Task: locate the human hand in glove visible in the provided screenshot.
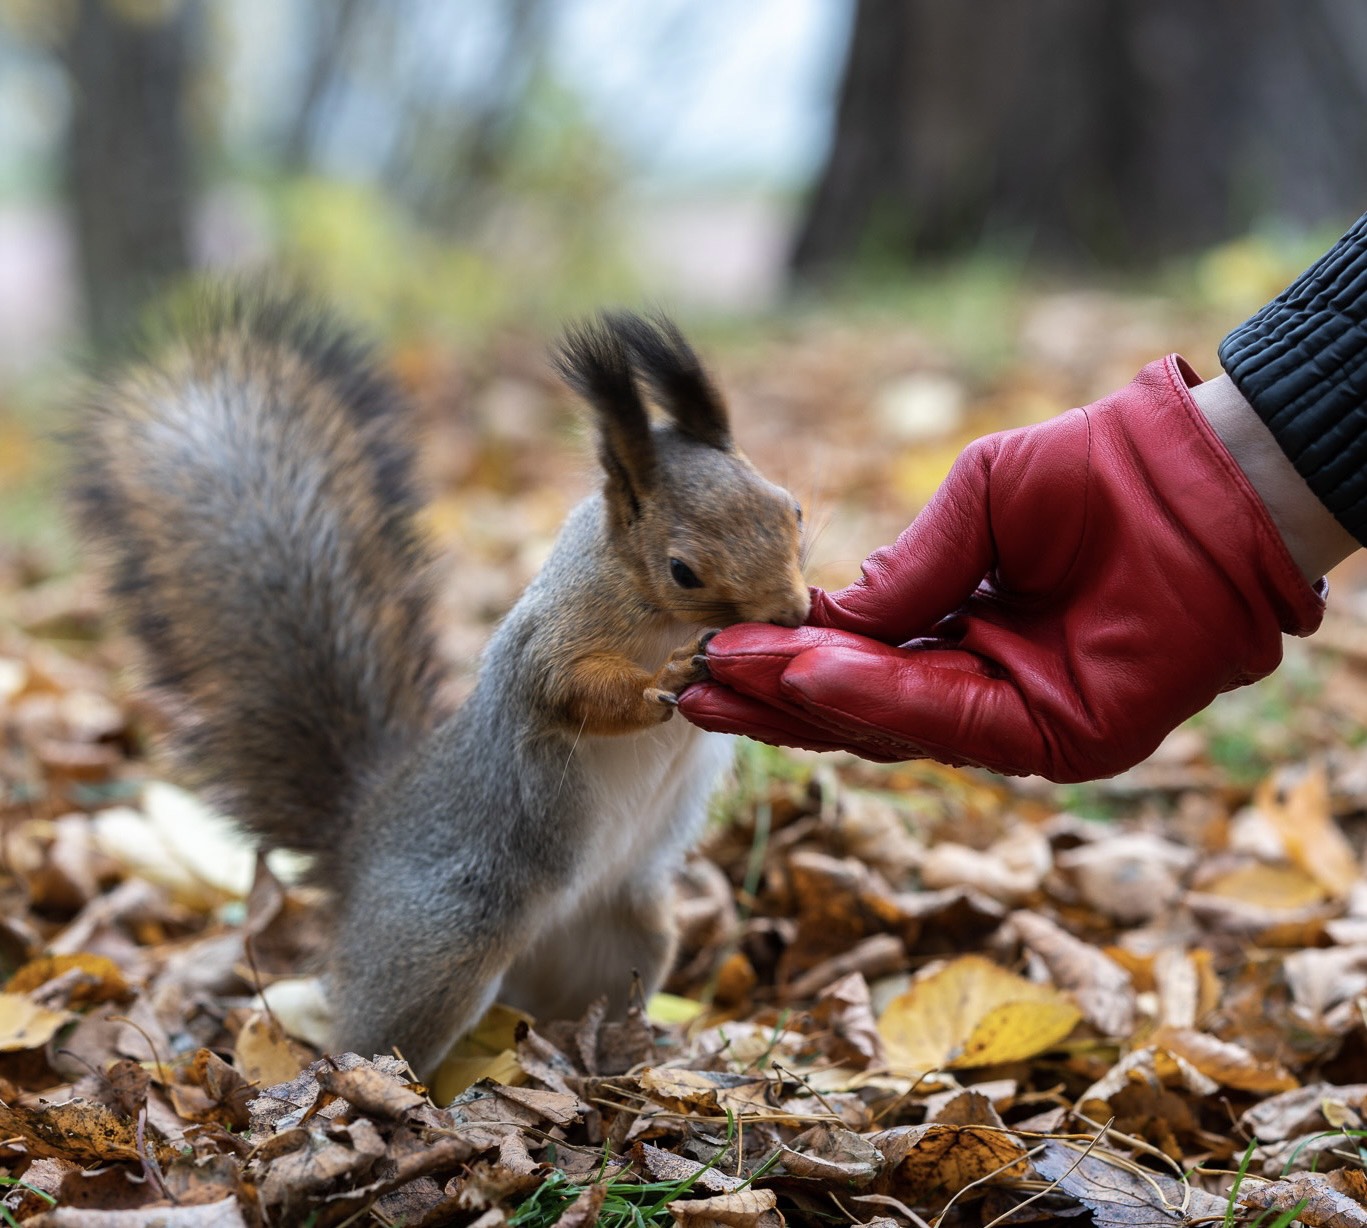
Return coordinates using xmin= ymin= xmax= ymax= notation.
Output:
xmin=680 ymin=358 xmax=1345 ymax=782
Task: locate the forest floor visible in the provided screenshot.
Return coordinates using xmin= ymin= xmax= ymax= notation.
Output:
xmin=5 ymin=263 xmax=1367 ymax=1226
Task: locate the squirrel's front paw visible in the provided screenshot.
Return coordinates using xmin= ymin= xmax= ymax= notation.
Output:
xmin=652 ymin=634 xmax=714 ymax=698
xmin=643 ymin=686 xmax=680 ymax=721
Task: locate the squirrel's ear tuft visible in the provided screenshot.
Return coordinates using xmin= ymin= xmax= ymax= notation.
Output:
xmin=555 ymin=319 xmax=657 ymax=518
xmin=606 ymin=311 xmax=731 ymax=451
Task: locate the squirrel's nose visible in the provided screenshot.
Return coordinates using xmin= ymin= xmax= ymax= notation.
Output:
xmin=766 ymin=584 xmax=811 ymax=628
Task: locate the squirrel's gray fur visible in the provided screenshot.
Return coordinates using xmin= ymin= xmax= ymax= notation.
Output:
xmin=71 ymin=285 xmax=808 ymax=1075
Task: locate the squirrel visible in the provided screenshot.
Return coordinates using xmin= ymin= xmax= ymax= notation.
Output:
xmin=70 ymin=287 xmax=809 ymax=1077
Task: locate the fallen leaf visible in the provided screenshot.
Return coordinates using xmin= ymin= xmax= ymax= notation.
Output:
xmin=1240 ymin=1169 xmax=1367 ymax=1227
xmin=1150 ymin=1026 xmax=1298 ymax=1094
xmin=779 ymin=1124 xmax=882 ymax=1186
xmin=1240 ymin=1084 xmax=1367 ymax=1143
xmin=235 ymin=1010 xmax=312 ymax=1087
xmin=1199 ymin=860 xmax=1329 ymax=909
xmin=878 ymin=955 xmax=1081 ymax=1072
xmin=1258 ymin=764 xmax=1359 ymax=898
xmin=1056 ymin=834 xmax=1194 ymax=923
xmin=638 ymin=1068 xmax=776 ymax=1118
xmin=807 ymin=972 xmax=885 ymax=1068
xmin=1031 ymin=1138 xmax=1227 ymax=1226
xmin=639 ymin=1142 xmax=747 ymax=1193
xmin=648 ymin=992 xmax=707 ymax=1025
xmin=558 ymin=1183 xmax=609 ymax=1227
xmin=25 ymin=1199 xmax=248 ymax=1227
xmin=873 ymin=1121 xmax=1030 ymax=1198
xmin=920 ymin=826 xmax=1051 ymax=902
xmin=6 ymin=953 xmax=130 ymax=1005
xmin=0 ymin=992 xmax=74 ymax=1051
xmin=1081 ymin=1046 xmax=1219 ymax=1103
xmin=1010 ymin=910 xmax=1136 ymax=1036
xmin=667 ymin=1188 xmax=781 ymax=1227
xmin=316 ymin=1063 xmax=426 ymax=1119
xmin=0 ymin=1097 xmax=175 ymax=1165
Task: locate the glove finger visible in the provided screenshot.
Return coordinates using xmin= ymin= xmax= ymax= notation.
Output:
xmin=809 ymin=442 xmax=998 ymax=642
xmin=678 ymin=681 xmax=878 ymax=755
xmin=701 ymin=624 xmax=908 ymax=697
xmin=780 ymin=643 xmax=1055 ymax=778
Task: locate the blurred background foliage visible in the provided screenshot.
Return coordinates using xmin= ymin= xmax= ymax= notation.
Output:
xmin=1 ymin=0 xmax=1365 ymax=556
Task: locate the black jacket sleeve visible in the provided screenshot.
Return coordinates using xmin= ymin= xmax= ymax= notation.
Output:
xmin=1219 ymin=211 xmax=1367 ymax=545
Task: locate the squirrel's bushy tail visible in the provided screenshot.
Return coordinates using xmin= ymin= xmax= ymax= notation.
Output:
xmin=70 ymin=285 xmax=445 ymax=859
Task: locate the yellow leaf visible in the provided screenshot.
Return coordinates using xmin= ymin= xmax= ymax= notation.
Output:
xmin=0 ymin=993 xmax=73 ymax=1052
xmin=428 ymin=1002 xmax=533 ymax=1102
xmin=6 ymin=953 xmax=129 ymax=1005
xmin=430 ymin=1050 xmax=523 ymax=1105
xmin=1257 ymin=766 xmax=1359 ymax=899
xmin=1201 ymin=861 xmax=1327 ymax=910
xmin=878 ymin=955 xmax=1081 ymax=1073
xmin=455 ymin=1002 xmax=533 ymax=1057
xmin=234 ymin=1011 xmax=311 ymax=1088
xmin=956 ymin=999 xmax=1083 ymax=1067
xmin=648 ymin=992 xmax=706 ymax=1026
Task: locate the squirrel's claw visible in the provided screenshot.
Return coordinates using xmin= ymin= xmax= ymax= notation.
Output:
xmin=643 ymin=686 xmax=679 ymax=720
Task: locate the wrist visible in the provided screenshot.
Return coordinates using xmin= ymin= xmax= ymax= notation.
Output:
xmin=1189 ymin=374 xmax=1358 ymax=582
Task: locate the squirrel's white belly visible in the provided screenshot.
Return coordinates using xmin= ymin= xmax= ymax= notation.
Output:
xmin=568 ymin=717 xmax=734 ymax=907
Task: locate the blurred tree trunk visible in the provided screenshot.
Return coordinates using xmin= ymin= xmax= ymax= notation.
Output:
xmin=282 ymin=0 xmax=365 ymax=170
xmin=63 ymin=0 xmax=194 ymax=345
xmin=793 ymin=0 xmax=1367 ymax=280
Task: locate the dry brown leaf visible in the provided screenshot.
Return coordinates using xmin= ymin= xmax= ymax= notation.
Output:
xmin=488 ymin=1083 xmax=581 ymax=1127
xmin=784 ymin=851 xmax=913 ymax=974
xmin=316 ymin=1063 xmax=426 ymax=1119
xmin=807 ymin=972 xmax=885 ymax=1068
xmin=1031 ymin=1138 xmax=1226 ymax=1226
xmin=1056 ymin=833 xmax=1193 ymax=923
xmin=878 ymin=955 xmax=1081 ymax=1072
xmin=873 ymin=1121 xmax=1029 ymax=1198
xmin=1259 ymin=764 xmax=1360 ymax=898
xmin=1010 ymin=910 xmax=1136 ymax=1037
xmin=25 ymin=1199 xmax=248 ymax=1227
xmin=667 ymin=1188 xmax=781 ymax=1228
xmin=1081 ymin=1045 xmax=1219 ymax=1103
xmin=1240 ymin=1169 xmax=1367 ymax=1227
xmin=638 ymin=1068 xmax=776 ymax=1118
xmin=1284 ymin=946 xmax=1367 ymax=1023
xmin=1150 ymin=1026 xmax=1298 ymax=1093
xmin=638 ymin=1142 xmax=747 ymax=1193
xmin=779 ymin=1123 xmax=882 ymax=1185
xmin=254 ymin=1118 xmax=387 ymax=1217
xmin=167 ymin=1049 xmax=253 ymax=1129
xmin=782 ymin=933 xmax=905 ymax=1000
xmin=919 ymin=825 xmax=1051 ymax=901
xmin=1151 ymin=947 xmax=1221 ymax=1030
xmin=558 ymin=1183 xmax=609 ymax=1228
xmin=0 ymin=1096 xmax=176 ymax=1165
xmin=1240 ymin=1084 xmax=1367 ymax=1143
xmin=928 ymin=1088 xmax=1007 ymax=1128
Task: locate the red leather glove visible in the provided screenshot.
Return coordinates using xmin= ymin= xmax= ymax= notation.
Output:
xmin=681 ymin=357 xmax=1326 ymax=782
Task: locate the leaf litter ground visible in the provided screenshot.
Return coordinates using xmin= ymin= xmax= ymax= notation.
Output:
xmin=7 ymin=283 xmax=1367 ymax=1225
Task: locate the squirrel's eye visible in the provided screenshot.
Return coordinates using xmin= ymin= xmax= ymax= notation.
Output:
xmin=669 ymin=558 xmax=703 ymax=589
xmin=794 ymin=502 xmax=804 ymax=528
